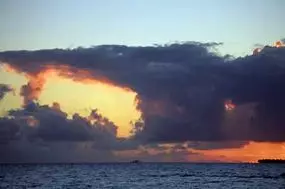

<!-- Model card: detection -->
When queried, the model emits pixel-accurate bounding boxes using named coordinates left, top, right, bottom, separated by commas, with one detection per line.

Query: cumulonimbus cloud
left=1, top=40, right=285, bottom=145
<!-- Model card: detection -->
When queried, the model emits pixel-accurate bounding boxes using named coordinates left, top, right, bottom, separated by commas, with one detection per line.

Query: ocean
left=0, top=163, right=285, bottom=188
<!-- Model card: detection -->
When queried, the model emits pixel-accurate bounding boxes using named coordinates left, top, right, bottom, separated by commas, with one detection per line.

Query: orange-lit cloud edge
left=2, top=63, right=141, bottom=137
left=253, top=40, right=284, bottom=55
left=1, top=41, right=285, bottom=163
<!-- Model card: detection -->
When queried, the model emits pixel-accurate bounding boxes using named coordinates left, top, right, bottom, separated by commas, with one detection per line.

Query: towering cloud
left=0, top=40, right=285, bottom=147
left=20, top=73, right=46, bottom=105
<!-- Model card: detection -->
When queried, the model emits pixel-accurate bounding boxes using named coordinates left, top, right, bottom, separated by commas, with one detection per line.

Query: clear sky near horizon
left=1, top=0, right=285, bottom=56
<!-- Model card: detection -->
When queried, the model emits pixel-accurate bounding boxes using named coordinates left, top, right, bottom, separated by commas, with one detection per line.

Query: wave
left=142, top=173, right=194, bottom=178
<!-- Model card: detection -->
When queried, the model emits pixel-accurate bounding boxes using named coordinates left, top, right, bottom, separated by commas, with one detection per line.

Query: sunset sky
left=0, top=0, right=285, bottom=163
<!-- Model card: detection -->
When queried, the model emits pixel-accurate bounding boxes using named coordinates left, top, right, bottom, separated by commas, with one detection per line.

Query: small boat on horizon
left=130, top=160, right=142, bottom=164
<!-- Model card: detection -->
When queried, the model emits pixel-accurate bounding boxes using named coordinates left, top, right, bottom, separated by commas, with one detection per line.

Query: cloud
left=20, top=73, right=46, bottom=106
left=187, top=141, right=249, bottom=150
left=6, top=101, right=118, bottom=142
left=0, top=141, right=119, bottom=163
left=0, top=84, right=14, bottom=100
left=115, top=143, right=202, bottom=162
left=0, top=117, right=20, bottom=144
left=0, top=101, right=141, bottom=163
left=1, top=40, right=285, bottom=146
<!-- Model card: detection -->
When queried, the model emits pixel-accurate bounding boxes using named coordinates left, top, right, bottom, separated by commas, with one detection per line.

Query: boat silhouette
left=130, top=160, right=141, bottom=164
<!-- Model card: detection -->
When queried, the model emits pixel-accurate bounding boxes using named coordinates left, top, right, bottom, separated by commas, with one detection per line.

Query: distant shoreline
left=258, top=159, right=285, bottom=164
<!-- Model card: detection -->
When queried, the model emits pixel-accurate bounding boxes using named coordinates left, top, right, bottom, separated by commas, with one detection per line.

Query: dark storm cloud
left=0, top=141, right=119, bottom=163
left=6, top=101, right=118, bottom=142
left=0, top=118, right=20, bottom=144
left=1, top=40, right=285, bottom=144
left=0, top=102, right=140, bottom=163
left=0, top=83, right=13, bottom=100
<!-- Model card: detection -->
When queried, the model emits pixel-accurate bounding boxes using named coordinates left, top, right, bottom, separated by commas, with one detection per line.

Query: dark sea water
left=1, top=163, right=285, bottom=189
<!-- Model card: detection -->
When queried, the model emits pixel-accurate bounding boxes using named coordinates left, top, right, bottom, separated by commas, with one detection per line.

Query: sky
left=0, top=0, right=285, bottom=163
left=1, top=0, right=285, bottom=54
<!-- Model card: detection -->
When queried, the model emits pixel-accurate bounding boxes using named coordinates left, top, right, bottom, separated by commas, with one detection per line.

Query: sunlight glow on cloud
left=39, top=72, right=140, bottom=137
left=1, top=63, right=141, bottom=137
left=195, top=142, right=285, bottom=163
left=1, top=39, right=285, bottom=163
left=0, top=65, right=26, bottom=115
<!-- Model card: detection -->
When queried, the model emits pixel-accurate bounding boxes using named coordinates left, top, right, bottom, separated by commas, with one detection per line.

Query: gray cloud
left=187, top=141, right=249, bottom=150
left=6, top=102, right=118, bottom=142
left=0, top=118, right=20, bottom=144
left=0, top=84, right=14, bottom=100
left=0, top=102, right=142, bottom=163
left=0, top=40, right=285, bottom=149
left=0, top=141, right=119, bottom=163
